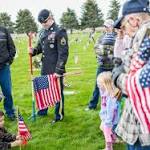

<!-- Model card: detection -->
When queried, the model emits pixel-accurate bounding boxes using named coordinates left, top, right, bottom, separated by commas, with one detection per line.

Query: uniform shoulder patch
left=60, top=37, right=66, bottom=45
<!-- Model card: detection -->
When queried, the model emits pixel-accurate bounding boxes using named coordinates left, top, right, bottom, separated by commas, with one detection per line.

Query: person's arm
left=32, top=40, right=42, bottom=56
left=5, top=28, right=16, bottom=64
left=3, top=128, right=16, bottom=142
left=55, top=28, right=69, bottom=75
left=105, top=97, right=117, bottom=128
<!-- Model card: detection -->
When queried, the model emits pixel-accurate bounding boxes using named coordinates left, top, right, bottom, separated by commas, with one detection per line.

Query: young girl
left=97, top=71, right=121, bottom=150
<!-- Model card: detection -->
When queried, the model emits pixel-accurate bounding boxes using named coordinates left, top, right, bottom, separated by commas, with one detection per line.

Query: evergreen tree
left=80, top=0, right=103, bottom=29
left=60, top=8, right=78, bottom=33
left=15, top=9, right=38, bottom=34
left=107, top=0, right=120, bottom=20
left=0, top=12, right=14, bottom=33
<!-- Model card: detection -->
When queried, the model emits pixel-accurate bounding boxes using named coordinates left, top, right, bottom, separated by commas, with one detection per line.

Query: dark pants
left=127, top=140, right=150, bottom=150
left=0, top=65, right=14, bottom=116
left=88, top=66, right=112, bottom=109
left=38, top=77, right=64, bottom=120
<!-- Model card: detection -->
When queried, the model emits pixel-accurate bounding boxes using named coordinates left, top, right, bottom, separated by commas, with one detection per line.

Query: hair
left=0, top=110, right=4, bottom=117
left=97, top=71, right=120, bottom=97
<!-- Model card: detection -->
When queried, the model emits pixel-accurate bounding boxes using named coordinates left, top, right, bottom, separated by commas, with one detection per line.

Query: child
left=0, top=110, right=22, bottom=150
left=97, top=72, right=121, bottom=150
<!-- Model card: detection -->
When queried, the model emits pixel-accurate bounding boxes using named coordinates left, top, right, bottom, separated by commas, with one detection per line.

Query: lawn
left=2, top=32, right=125, bottom=150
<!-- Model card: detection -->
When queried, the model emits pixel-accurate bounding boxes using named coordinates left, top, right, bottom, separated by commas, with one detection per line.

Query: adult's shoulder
left=0, top=26, right=8, bottom=32
left=57, top=25, right=67, bottom=34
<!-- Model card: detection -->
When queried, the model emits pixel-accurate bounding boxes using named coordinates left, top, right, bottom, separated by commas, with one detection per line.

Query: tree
left=107, top=0, right=120, bottom=20
left=80, top=0, right=104, bottom=29
left=60, top=8, right=78, bottom=33
left=15, top=9, right=38, bottom=34
left=0, top=12, right=14, bottom=33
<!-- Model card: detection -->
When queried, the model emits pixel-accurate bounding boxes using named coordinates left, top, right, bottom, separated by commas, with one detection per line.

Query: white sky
left=0, top=0, right=123, bottom=24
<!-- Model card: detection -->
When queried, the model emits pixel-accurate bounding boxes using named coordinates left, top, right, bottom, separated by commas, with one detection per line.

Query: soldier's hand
left=28, top=47, right=33, bottom=54
left=54, top=73, right=62, bottom=78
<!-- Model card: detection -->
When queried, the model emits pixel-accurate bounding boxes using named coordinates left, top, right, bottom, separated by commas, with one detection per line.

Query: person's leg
left=127, top=144, right=135, bottom=150
left=126, top=140, right=143, bottom=150
left=54, top=77, right=64, bottom=121
left=88, top=66, right=102, bottom=109
left=0, top=65, right=15, bottom=117
left=37, top=108, right=48, bottom=116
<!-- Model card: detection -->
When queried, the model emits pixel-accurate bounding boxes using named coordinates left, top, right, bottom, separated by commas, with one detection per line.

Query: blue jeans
left=38, top=77, right=64, bottom=120
left=0, top=65, right=14, bottom=116
left=127, top=140, right=150, bottom=150
left=88, top=66, right=112, bottom=109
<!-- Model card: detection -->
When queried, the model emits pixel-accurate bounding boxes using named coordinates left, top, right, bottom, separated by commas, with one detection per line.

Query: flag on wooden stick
left=18, top=111, right=32, bottom=145
left=33, top=74, right=61, bottom=110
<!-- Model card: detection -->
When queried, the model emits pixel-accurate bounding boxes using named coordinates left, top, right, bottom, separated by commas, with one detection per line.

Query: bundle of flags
left=126, top=50, right=150, bottom=133
left=18, top=111, right=32, bottom=145
left=33, top=74, right=61, bottom=110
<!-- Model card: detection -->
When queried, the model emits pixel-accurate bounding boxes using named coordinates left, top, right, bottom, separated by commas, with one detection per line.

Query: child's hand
left=11, top=139, right=22, bottom=147
left=16, top=135, right=21, bottom=140
left=99, top=123, right=103, bottom=131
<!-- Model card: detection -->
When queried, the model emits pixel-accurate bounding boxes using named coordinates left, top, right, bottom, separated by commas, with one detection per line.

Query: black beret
left=38, top=9, right=50, bottom=23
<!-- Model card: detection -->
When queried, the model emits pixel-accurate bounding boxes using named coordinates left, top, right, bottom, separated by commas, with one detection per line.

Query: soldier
left=31, top=9, right=69, bottom=124
left=0, top=26, right=16, bottom=121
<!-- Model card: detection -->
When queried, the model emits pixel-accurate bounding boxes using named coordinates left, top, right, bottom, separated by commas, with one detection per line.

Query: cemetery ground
left=1, top=32, right=125, bottom=150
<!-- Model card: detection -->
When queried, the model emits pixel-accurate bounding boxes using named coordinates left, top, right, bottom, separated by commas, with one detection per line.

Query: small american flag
left=18, top=111, right=32, bottom=144
left=33, top=74, right=61, bottom=110
left=126, top=37, right=150, bottom=133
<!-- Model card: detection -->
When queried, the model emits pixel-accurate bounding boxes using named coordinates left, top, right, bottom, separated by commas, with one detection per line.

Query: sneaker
left=50, top=118, right=63, bottom=125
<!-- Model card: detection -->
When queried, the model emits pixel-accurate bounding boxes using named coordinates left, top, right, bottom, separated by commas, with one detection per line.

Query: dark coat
left=0, top=26, right=16, bottom=69
left=0, top=127, right=16, bottom=150
left=32, top=23, right=69, bottom=75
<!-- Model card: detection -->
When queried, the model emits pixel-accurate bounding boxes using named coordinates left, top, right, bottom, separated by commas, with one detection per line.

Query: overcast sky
left=0, top=0, right=123, bottom=24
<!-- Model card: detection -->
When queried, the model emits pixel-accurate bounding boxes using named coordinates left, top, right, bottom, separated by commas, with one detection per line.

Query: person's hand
left=99, top=123, right=103, bottom=131
left=112, top=64, right=125, bottom=86
left=54, top=73, right=62, bottom=78
left=116, top=29, right=124, bottom=39
left=16, top=135, right=21, bottom=140
left=11, top=139, right=22, bottom=147
left=28, top=47, right=33, bottom=54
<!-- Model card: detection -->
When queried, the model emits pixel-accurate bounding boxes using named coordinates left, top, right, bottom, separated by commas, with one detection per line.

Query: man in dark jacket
left=31, top=9, right=69, bottom=123
left=0, top=26, right=16, bottom=120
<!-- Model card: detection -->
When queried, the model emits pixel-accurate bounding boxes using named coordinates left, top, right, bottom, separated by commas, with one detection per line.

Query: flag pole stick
left=28, top=32, right=36, bottom=121
left=16, top=107, right=21, bottom=150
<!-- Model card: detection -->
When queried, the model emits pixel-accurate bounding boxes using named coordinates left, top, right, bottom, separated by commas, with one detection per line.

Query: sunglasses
left=40, top=17, right=50, bottom=24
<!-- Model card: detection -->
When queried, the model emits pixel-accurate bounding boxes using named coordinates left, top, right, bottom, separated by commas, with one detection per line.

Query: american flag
left=126, top=37, right=150, bottom=133
left=18, top=111, right=32, bottom=144
left=33, top=74, right=61, bottom=110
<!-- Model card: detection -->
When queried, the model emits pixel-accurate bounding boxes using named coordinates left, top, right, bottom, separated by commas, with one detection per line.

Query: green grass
left=2, top=32, right=125, bottom=150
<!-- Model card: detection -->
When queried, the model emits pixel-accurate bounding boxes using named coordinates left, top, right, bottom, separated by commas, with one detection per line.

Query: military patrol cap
left=38, top=9, right=52, bottom=23
left=114, top=0, right=150, bottom=29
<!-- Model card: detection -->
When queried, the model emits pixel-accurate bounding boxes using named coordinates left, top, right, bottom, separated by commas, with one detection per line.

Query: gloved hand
left=54, top=73, right=62, bottom=78
left=112, top=64, right=125, bottom=87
